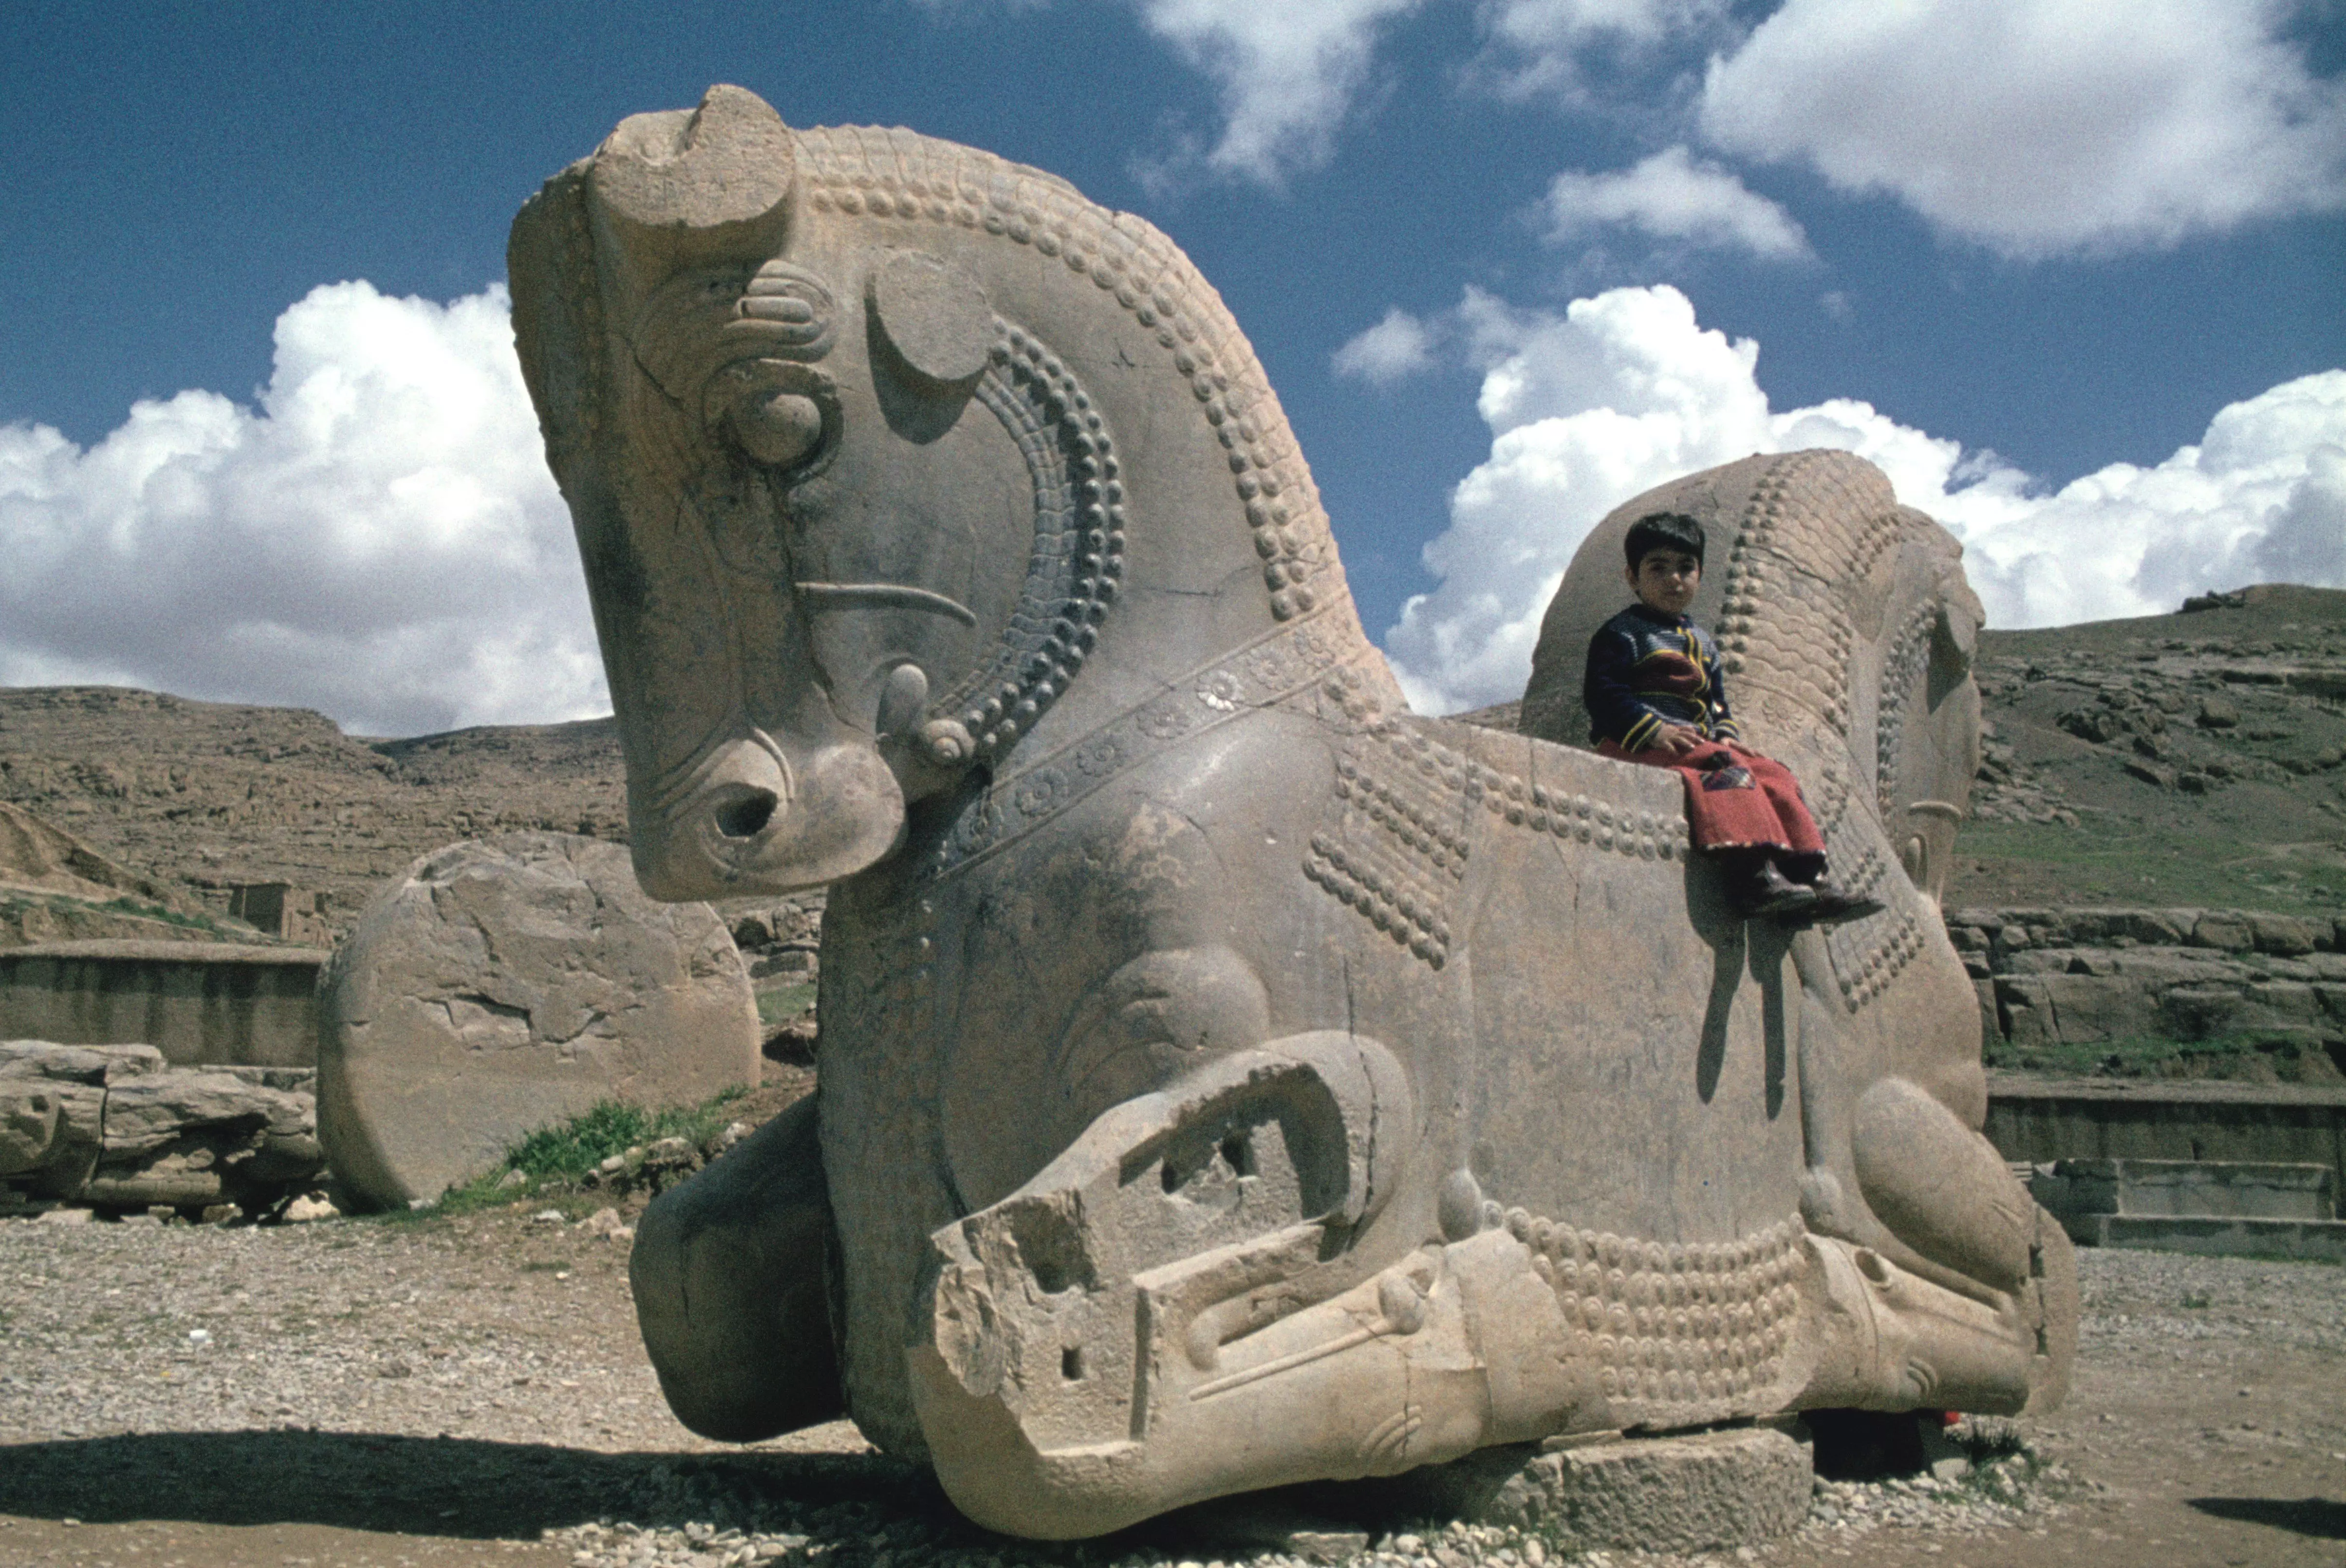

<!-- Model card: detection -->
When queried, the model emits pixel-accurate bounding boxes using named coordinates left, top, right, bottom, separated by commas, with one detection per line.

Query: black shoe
left=1732, top=860, right=1819, bottom=919
left=1789, top=879, right=1885, bottom=927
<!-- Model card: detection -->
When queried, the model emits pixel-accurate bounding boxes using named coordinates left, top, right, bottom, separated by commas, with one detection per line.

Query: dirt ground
left=1, top=1205, right=2339, bottom=1568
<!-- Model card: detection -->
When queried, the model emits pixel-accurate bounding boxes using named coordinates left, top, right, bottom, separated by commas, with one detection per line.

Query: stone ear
left=591, top=85, right=793, bottom=255
left=868, top=251, right=993, bottom=387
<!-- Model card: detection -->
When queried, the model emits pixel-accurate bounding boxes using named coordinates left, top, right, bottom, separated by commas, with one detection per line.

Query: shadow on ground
left=0, top=1431, right=928, bottom=1540
left=0, top=1429, right=1416, bottom=1559
left=2188, top=1495, right=2346, bottom=1540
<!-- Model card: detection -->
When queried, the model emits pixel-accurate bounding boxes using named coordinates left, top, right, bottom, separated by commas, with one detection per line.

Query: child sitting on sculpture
left=1584, top=510, right=1880, bottom=922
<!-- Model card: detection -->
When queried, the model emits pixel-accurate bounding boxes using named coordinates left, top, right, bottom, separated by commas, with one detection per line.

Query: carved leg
left=1791, top=1219, right=2073, bottom=1418
left=630, top=1092, right=845, bottom=1441
left=905, top=1033, right=1630, bottom=1538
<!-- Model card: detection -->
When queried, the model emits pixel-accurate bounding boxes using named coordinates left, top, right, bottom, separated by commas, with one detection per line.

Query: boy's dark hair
left=1623, top=511, right=1706, bottom=572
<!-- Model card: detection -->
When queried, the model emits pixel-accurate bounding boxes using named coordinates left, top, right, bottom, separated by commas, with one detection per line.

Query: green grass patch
left=1986, top=1029, right=2343, bottom=1082
left=393, top=1084, right=750, bottom=1219
left=1954, top=820, right=2346, bottom=915
left=95, top=895, right=247, bottom=935
left=0, top=888, right=251, bottom=940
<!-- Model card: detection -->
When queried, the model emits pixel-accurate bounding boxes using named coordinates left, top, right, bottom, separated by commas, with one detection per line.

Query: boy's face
left=1627, top=548, right=1701, bottom=616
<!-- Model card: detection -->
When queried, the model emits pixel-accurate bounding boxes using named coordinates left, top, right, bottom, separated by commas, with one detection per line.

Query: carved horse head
left=510, top=86, right=1395, bottom=902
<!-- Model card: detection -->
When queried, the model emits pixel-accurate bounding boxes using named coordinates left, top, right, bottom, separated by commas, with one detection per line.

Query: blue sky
left=2, top=0, right=2341, bottom=732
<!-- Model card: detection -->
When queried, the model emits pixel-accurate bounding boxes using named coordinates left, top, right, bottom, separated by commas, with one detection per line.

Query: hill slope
left=0, top=687, right=628, bottom=939
left=1952, top=584, right=2346, bottom=917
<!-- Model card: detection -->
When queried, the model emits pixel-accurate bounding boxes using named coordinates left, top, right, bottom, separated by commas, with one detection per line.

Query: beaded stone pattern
left=1873, top=598, right=1942, bottom=823
left=936, top=320, right=1124, bottom=763
left=1708, top=452, right=1945, bottom=1016
left=1505, top=1205, right=1808, bottom=1421
left=1309, top=717, right=1692, bottom=969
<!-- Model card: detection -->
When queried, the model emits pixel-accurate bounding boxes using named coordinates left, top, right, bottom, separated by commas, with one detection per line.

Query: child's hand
left=1648, top=724, right=1704, bottom=758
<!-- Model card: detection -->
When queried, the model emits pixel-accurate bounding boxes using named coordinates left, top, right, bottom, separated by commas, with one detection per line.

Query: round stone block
left=1402, top=1426, right=1814, bottom=1554
left=317, top=832, right=759, bottom=1209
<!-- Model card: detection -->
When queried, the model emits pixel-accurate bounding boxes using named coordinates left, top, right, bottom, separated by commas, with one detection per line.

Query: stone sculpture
left=508, top=86, right=2075, bottom=1539
left=317, top=832, right=758, bottom=1209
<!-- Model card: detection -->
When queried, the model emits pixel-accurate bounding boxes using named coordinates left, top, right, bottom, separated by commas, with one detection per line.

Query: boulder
left=317, top=833, right=758, bottom=1209
left=2249, top=913, right=2320, bottom=957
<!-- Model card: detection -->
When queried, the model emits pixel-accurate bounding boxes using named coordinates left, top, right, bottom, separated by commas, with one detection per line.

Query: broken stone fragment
left=0, top=1039, right=324, bottom=1206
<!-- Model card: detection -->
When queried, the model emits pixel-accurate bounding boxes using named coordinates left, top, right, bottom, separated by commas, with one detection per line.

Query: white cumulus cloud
left=1132, top=0, right=1424, bottom=186
left=1332, top=305, right=1441, bottom=386
left=1473, top=0, right=1731, bottom=100
left=1543, top=145, right=1810, bottom=259
left=1699, top=0, right=2346, bottom=258
left=1378, top=283, right=2346, bottom=713
left=0, top=280, right=602, bottom=738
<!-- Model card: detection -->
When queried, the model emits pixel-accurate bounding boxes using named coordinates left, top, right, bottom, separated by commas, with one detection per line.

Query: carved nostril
left=715, top=791, right=778, bottom=840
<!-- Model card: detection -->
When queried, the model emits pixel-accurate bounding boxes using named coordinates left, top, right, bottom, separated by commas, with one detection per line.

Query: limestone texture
left=511, top=87, right=2074, bottom=1540
left=0, top=1039, right=321, bottom=1209
left=316, top=832, right=757, bottom=1210
left=1403, top=1428, right=1815, bottom=1552
left=1949, top=904, right=2346, bottom=1079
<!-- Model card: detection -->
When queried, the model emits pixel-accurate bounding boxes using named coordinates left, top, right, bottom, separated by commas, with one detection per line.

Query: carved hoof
left=631, top=1094, right=845, bottom=1441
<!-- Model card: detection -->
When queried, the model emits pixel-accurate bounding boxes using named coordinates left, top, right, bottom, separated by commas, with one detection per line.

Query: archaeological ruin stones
left=511, top=86, right=2075, bottom=1539
left=316, top=832, right=758, bottom=1210
left=0, top=1039, right=322, bottom=1214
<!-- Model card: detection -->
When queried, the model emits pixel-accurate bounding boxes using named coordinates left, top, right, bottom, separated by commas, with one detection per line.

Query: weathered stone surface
left=0, top=941, right=329, bottom=1068
left=1948, top=904, right=2346, bottom=1075
left=513, top=88, right=2071, bottom=1540
left=0, top=1040, right=147, bottom=1190
left=317, top=833, right=758, bottom=1210
left=1403, top=1429, right=1813, bottom=1551
left=0, top=1039, right=323, bottom=1206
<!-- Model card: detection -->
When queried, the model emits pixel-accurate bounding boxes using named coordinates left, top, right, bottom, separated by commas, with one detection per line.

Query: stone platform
left=0, top=941, right=329, bottom=1069
left=1394, top=1427, right=1814, bottom=1554
left=2023, top=1150, right=2346, bottom=1260
left=1987, top=1075, right=2346, bottom=1193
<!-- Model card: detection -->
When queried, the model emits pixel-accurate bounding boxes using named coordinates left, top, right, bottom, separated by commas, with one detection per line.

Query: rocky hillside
left=1952, top=583, right=2346, bottom=917
left=0, top=686, right=629, bottom=940
left=1, top=585, right=2340, bottom=946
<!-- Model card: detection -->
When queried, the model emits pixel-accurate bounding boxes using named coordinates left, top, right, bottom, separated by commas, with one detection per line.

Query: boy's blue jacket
left=1583, top=603, right=1743, bottom=751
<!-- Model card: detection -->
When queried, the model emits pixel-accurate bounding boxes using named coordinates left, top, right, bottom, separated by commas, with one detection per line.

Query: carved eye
left=706, top=359, right=838, bottom=473
left=733, top=388, right=824, bottom=467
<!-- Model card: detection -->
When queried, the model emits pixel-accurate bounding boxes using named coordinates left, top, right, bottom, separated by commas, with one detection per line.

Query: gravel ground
left=2, top=1211, right=2341, bottom=1568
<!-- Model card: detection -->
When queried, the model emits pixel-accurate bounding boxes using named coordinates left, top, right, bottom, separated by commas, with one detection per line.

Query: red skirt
left=1597, top=738, right=1826, bottom=862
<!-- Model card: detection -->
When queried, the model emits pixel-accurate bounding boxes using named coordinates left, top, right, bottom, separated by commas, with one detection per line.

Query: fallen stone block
left=0, top=1039, right=165, bottom=1084
left=0, top=1038, right=327, bottom=1209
